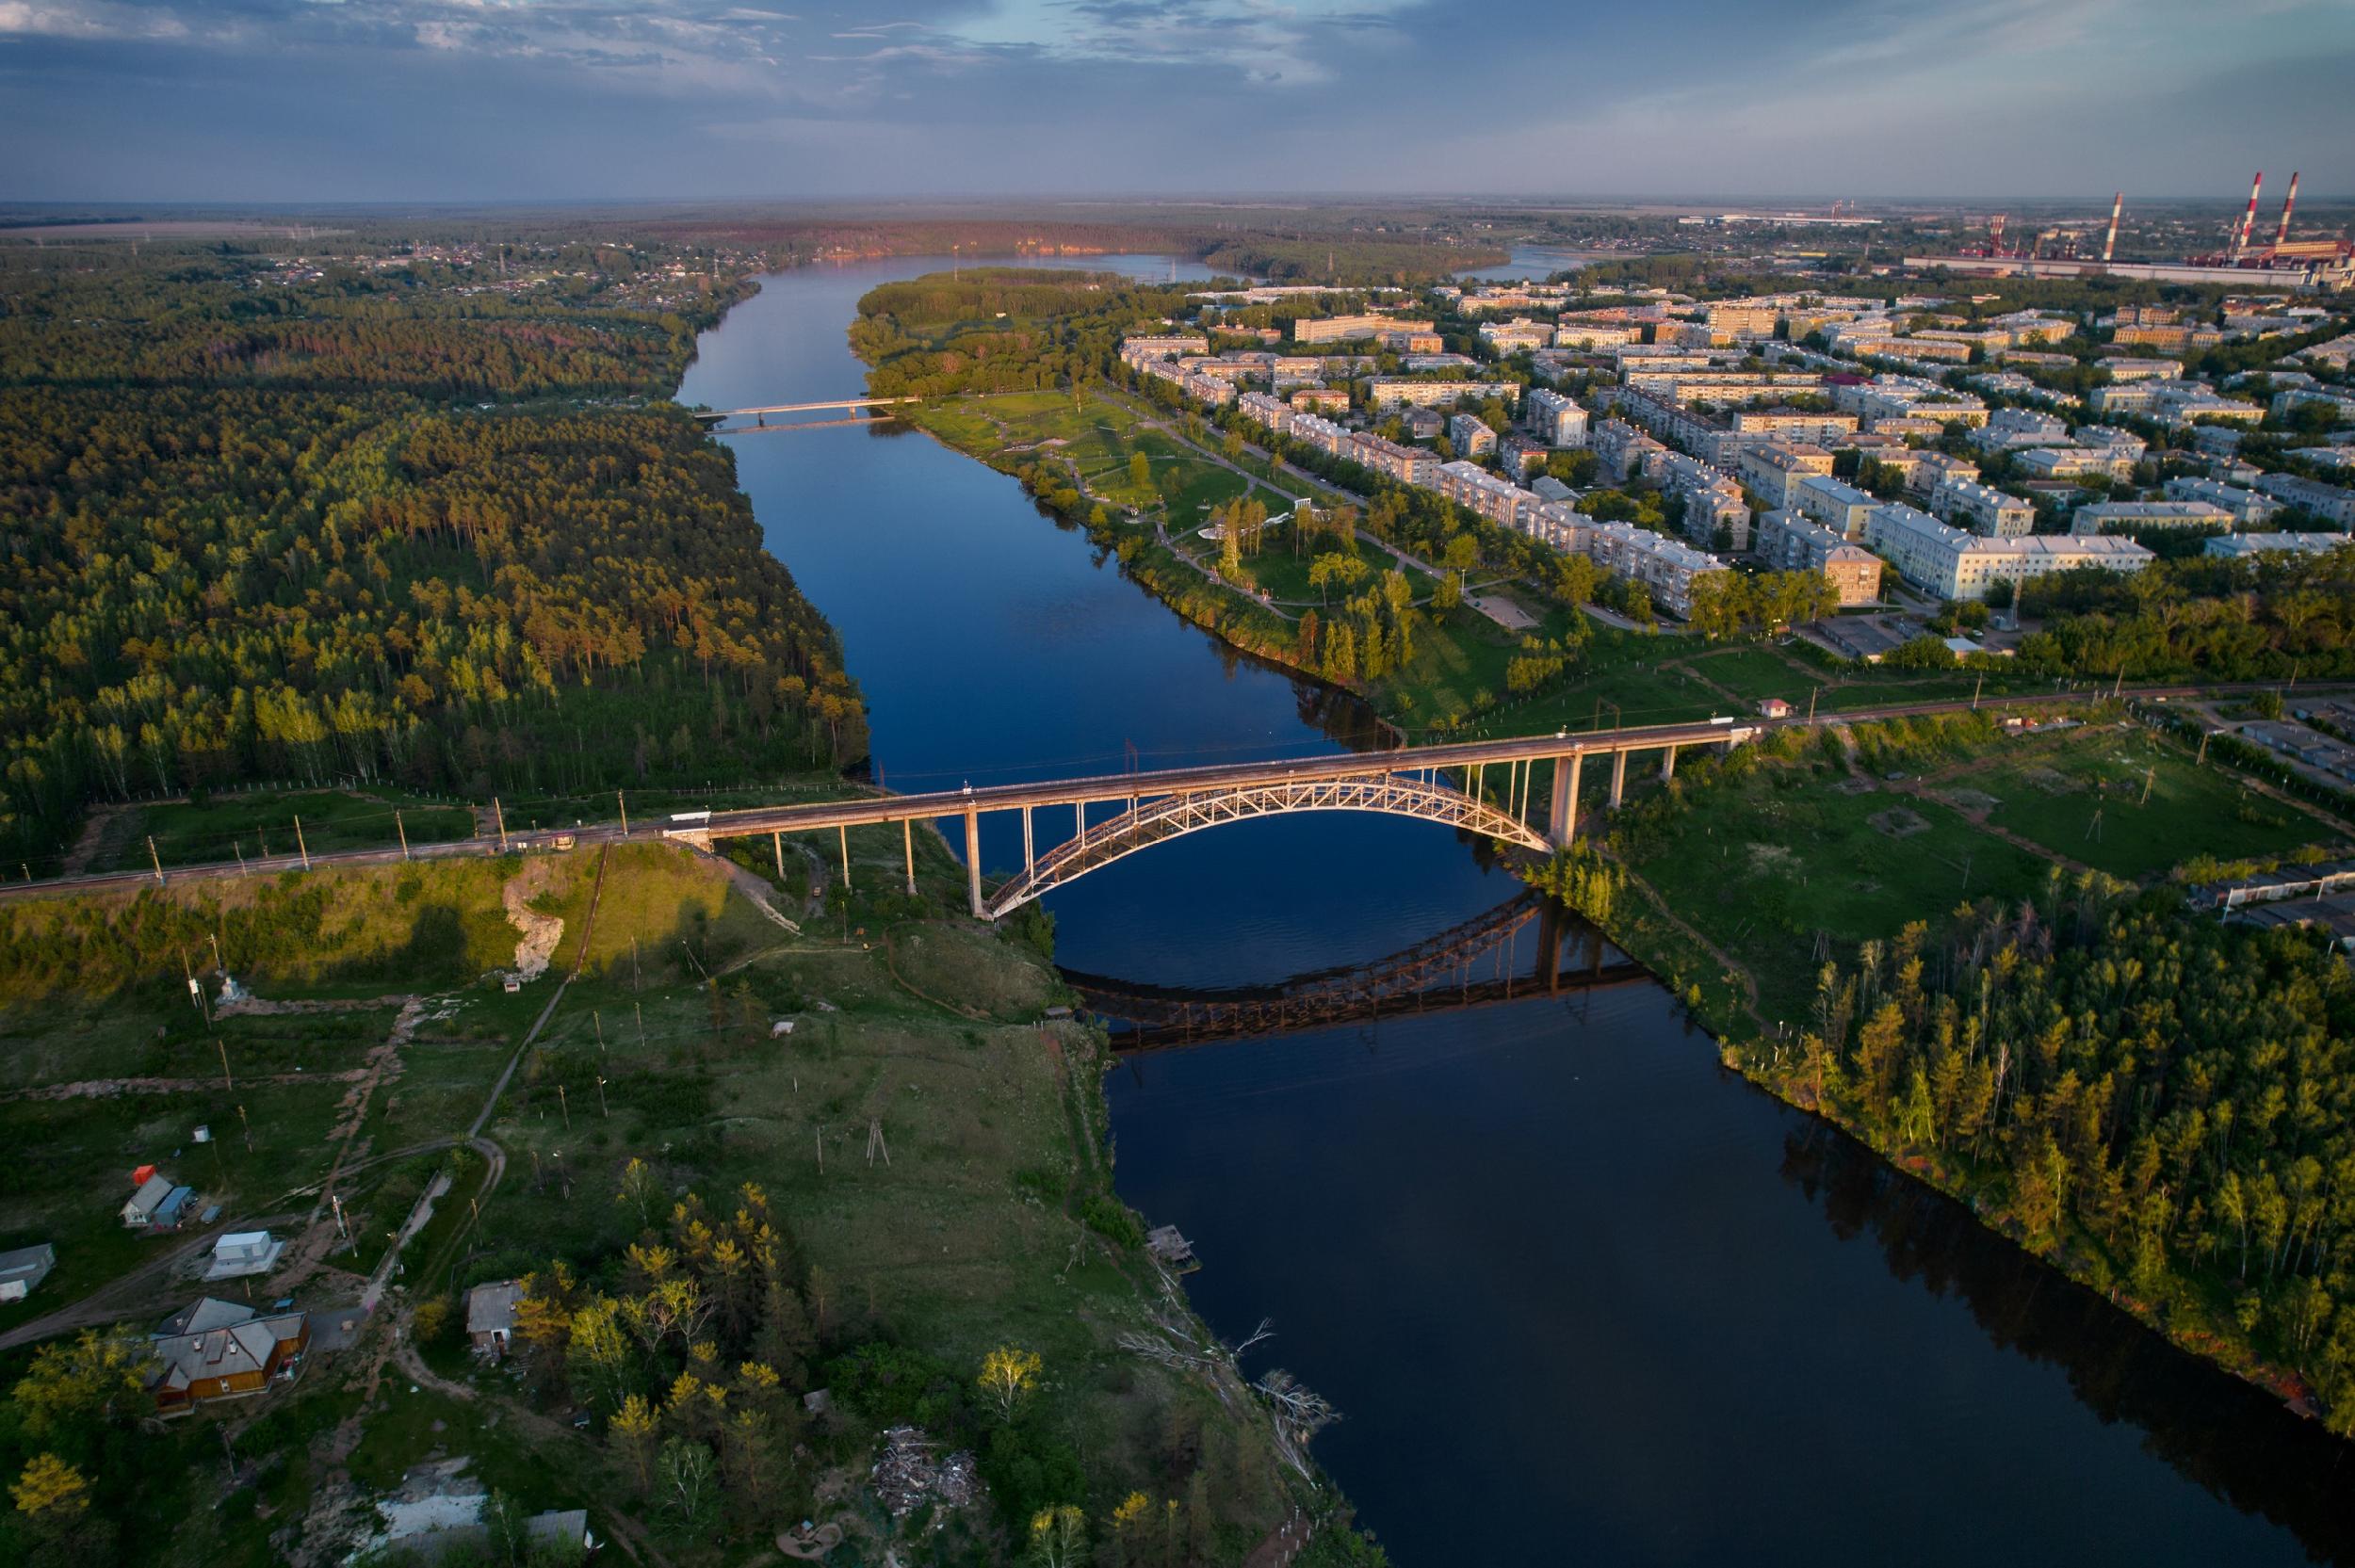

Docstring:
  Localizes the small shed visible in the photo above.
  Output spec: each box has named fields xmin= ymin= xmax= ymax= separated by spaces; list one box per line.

xmin=0 ymin=1243 xmax=56 ymax=1302
xmin=204 ymin=1231 xmax=286 ymax=1281
xmin=122 ymin=1172 xmax=174 ymax=1228
xmin=1758 ymin=698 xmax=1793 ymax=719
xmin=466 ymin=1280 xmax=526 ymax=1353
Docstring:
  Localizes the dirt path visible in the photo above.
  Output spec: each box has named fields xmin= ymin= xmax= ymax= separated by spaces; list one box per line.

xmin=57 ymin=803 xmax=134 ymax=878
xmin=0 ymin=1227 xmax=224 ymax=1351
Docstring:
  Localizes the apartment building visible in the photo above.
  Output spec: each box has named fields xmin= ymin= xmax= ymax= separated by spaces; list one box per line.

xmin=1293 ymin=315 xmax=1437 ymax=345
xmin=1433 ymin=461 xmax=1530 ymax=527
xmin=1929 ymin=477 xmax=2036 ymax=538
xmin=2253 ymin=472 xmax=2355 ymax=528
xmin=1593 ymin=418 xmax=1669 ymax=483
xmin=2095 ymin=357 xmax=2184 ymax=382
xmin=1478 ymin=318 xmax=1553 ymax=354
xmin=1704 ymin=302 xmax=1782 ymax=340
xmin=1736 ymin=443 xmax=1836 ymax=509
xmin=1552 ymin=324 xmax=1638 ymax=350
xmin=1118 ymin=334 xmax=1210 ymax=368
xmin=1753 ymin=511 xmax=1884 ymax=606
xmin=1794 ymin=475 xmax=1880 ymax=539
xmin=1345 ymin=432 xmax=1437 ymax=486
xmin=1864 ymin=504 xmax=2152 ymax=601
xmin=2206 ymin=532 xmax=2355 ymax=559
xmin=2068 ymin=501 xmax=2234 ymax=536
xmin=1727 ymin=408 xmax=1861 ymax=445
xmin=1584 ymin=522 xmax=1727 ymax=618
xmin=1971 ymin=407 xmax=2072 ymax=450
xmin=2164 ymin=476 xmax=2283 ymax=525
xmin=1289 ymin=387 xmax=1350 ymax=414
xmin=2014 ymin=445 xmax=2136 ymax=481
xmin=1903 ymin=451 xmax=1980 ymax=499
xmin=1648 ymin=450 xmax=1752 ymax=551
xmin=1450 ymin=412 xmax=1498 ymax=458
xmin=1499 ymin=434 xmax=1549 ymax=476
xmin=1367 ymin=380 xmax=1519 ymax=411
xmin=1524 ymin=388 xmax=1589 ymax=446
xmin=1236 ymin=392 xmax=1294 ymax=437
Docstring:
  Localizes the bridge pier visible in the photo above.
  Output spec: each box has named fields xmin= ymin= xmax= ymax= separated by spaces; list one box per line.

xmin=902 ymin=819 xmax=916 ymax=897
xmin=1609 ymin=750 xmax=1627 ymax=810
xmin=1548 ymin=753 xmax=1582 ymax=849
xmin=1661 ymin=744 xmax=1679 ymax=784
xmin=964 ymin=808 xmax=983 ymax=918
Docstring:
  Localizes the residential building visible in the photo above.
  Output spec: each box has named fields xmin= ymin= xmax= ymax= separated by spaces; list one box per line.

xmin=1754 ymin=511 xmax=1883 ymax=605
xmin=1795 ymin=475 xmax=1880 ymax=539
xmin=1971 ymin=408 xmax=2072 ymax=451
xmin=2096 ymin=357 xmax=2184 ymax=382
xmin=467 ymin=1280 xmax=526 ymax=1354
xmin=2164 ymin=477 xmax=2283 ymax=525
xmin=1367 ymin=380 xmax=1518 ymax=411
xmin=122 ymin=1172 xmax=194 ymax=1230
xmin=1648 ymin=450 xmax=1752 ymax=550
xmin=1432 ymin=461 xmax=1530 ymax=527
xmin=1864 ymin=504 xmax=2152 ymax=601
xmin=149 ymin=1301 xmax=310 ymax=1414
xmin=1478 ymin=318 xmax=1553 ymax=354
xmin=1725 ymin=408 xmax=1860 ymax=445
xmin=1593 ymin=419 xmax=1667 ymax=483
xmin=1117 ymin=334 xmax=1209 ymax=367
xmin=2206 ymin=532 xmax=2355 ymax=559
xmin=2015 ymin=445 xmax=2135 ymax=480
xmin=1346 ymin=432 xmax=1437 ymax=486
xmin=203 ymin=1231 xmax=285 ymax=1282
xmin=1450 ymin=412 xmax=1498 ymax=458
xmin=0 ymin=1243 xmax=55 ymax=1302
xmin=1498 ymin=434 xmax=1549 ymax=476
xmin=1525 ymin=388 xmax=1589 ymax=447
xmin=2070 ymin=501 xmax=2234 ymax=536
xmin=1736 ymin=443 xmax=1836 ymax=509
xmin=1930 ymin=477 xmax=2036 ymax=538
xmin=1293 ymin=315 xmax=1437 ymax=345
xmin=2253 ymin=472 xmax=2355 ymax=528
xmin=1552 ymin=323 xmax=1637 ymax=350
xmin=1584 ymin=523 xmax=1728 ymax=619
xmin=1236 ymin=392 xmax=1293 ymax=437
xmin=1288 ymin=387 xmax=1349 ymax=414
xmin=1904 ymin=451 xmax=1980 ymax=499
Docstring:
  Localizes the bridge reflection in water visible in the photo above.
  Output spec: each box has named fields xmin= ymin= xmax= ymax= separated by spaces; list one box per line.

xmin=1064 ymin=893 xmax=1647 ymax=1051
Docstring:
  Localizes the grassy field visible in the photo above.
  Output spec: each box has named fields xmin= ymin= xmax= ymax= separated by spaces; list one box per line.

xmin=1955 ymin=727 xmax=2339 ymax=881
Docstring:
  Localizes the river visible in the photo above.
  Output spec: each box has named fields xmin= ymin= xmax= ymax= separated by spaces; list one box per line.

xmin=675 ymin=255 xmax=2355 ymax=1565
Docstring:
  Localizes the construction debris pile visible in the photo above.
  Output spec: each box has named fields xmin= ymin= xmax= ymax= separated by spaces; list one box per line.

xmin=870 ymin=1426 xmax=977 ymax=1518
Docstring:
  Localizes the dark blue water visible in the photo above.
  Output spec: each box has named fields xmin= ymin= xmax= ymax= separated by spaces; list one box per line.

xmin=678 ymin=258 xmax=2355 ymax=1566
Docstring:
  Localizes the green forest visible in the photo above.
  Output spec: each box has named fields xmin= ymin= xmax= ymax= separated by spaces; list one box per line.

xmin=0 ymin=247 xmax=865 ymax=871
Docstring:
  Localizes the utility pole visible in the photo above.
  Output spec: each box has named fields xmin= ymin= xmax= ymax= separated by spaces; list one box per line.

xmin=2139 ymin=767 xmax=2154 ymax=807
xmin=1807 ymin=687 xmax=1818 ymax=722
xmin=631 ymin=938 xmax=642 ymax=992
xmin=294 ymin=816 xmax=311 ymax=871
xmin=618 ymin=790 xmax=628 ymax=836
xmin=558 ymin=1085 xmax=570 ymax=1131
xmin=594 ymin=1010 xmax=604 ymax=1052
xmin=396 ymin=810 xmax=410 ymax=861
xmin=2197 ymin=730 xmax=2212 ymax=766
xmin=148 ymin=835 xmax=165 ymax=884
xmin=1972 ymin=673 xmax=1983 ymax=710
xmin=596 ymin=1075 xmax=609 ymax=1119
xmin=636 ymin=1000 xmax=646 ymax=1047
xmin=217 ymin=1034 xmax=235 ymax=1091
xmin=237 ymin=1103 xmax=252 ymax=1153
xmin=495 ymin=797 xmax=508 ymax=852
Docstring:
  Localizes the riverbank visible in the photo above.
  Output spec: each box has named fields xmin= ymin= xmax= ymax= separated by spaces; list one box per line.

xmin=1544 ymin=702 xmax=2355 ymax=1437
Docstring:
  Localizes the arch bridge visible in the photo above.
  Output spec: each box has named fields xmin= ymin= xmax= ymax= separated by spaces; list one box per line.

xmin=665 ymin=714 xmax=1766 ymax=918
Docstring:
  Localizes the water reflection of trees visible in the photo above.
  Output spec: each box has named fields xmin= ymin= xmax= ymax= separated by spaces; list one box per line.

xmin=1780 ymin=1122 xmax=2355 ymax=1563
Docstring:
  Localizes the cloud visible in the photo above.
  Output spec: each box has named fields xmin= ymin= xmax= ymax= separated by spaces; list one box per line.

xmin=0 ymin=0 xmax=189 ymax=39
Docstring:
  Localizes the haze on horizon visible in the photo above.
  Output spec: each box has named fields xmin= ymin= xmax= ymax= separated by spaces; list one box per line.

xmin=3 ymin=0 xmax=2353 ymax=205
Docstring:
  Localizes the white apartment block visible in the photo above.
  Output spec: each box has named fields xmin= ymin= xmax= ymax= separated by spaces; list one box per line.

xmin=1726 ymin=409 xmax=1861 ymax=445
xmin=2164 ymin=477 xmax=2283 ymax=525
xmin=2206 ymin=533 xmax=2355 ymax=559
xmin=2014 ymin=445 xmax=2135 ymax=481
xmin=2253 ymin=472 xmax=2355 ymax=528
xmin=2096 ymin=357 xmax=2184 ymax=382
xmin=1584 ymin=522 xmax=1728 ymax=619
xmin=1904 ymin=451 xmax=1980 ymax=498
xmin=1593 ymin=418 xmax=1668 ymax=483
xmin=1345 ymin=432 xmax=1437 ymax=486
xmin=1367 ymin=380 xmax=1519 ymax=411
xmin=1553 ymin=324 xmax=1638 ymax=350
xmin=1433 ymin=461 xmax=1531 ymax=528
xmin=1236 ymin=392 xmax=1294 ymax=436
xmin=1929 ymin=477 xmax=2036 ymax=538
xmin=1970 ymin=407 xmax=2072 ymax=451
xmin=1525 ymin=388 xmax=1589 ymax=447
xmin=1647 ymin=450 xmax=1752 ymax=551
xmin=1865 ymin=504 xmax=2152 ymax=602
xmin=2069 ymin=501 xmax=2234 ymax=536
xmin=1119 ymin=334 xmax=1210 ymax=367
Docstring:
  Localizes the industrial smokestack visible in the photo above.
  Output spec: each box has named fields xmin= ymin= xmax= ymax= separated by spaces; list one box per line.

xmin=2274 ymin=171 xmax=2300 ymax=251
xmin=2232 ymin=171 xmax=2264 ymax=262
xmin=2103 ymin=192 xmax=2122 ymax=263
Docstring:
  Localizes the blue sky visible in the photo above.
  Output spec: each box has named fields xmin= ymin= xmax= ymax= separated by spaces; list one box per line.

xmin=3 ymin=0 xmax=2352 ymax=202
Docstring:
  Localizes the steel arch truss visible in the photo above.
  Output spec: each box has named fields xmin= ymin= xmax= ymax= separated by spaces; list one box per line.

xmin=983 ymin=772 xmax=1551 ymax=918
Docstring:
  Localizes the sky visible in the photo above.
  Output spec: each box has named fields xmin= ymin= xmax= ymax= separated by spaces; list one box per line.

xmin=3 ymin=0 xmax=2353 ymax=203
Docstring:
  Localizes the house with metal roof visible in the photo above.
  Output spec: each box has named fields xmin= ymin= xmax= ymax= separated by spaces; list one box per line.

xmin=203 ymin=1230 xmax=285 ymax=1282
xmin=0 ymin=1243 xmax=55 ymax=1302
xmin=148 ymin=1302 xmax=309 ymax=1414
